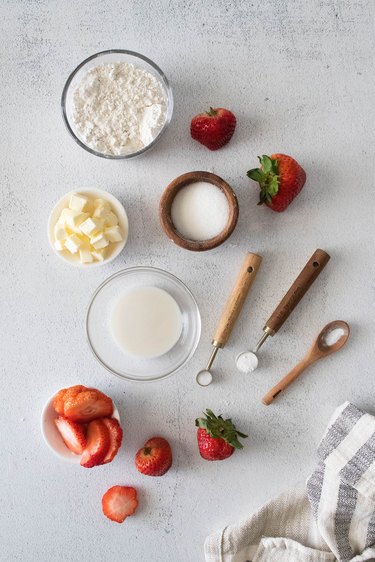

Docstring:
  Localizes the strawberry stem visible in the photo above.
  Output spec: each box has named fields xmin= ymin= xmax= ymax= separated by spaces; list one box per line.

xmin=206 ymin=107 xmax=218 ymax=117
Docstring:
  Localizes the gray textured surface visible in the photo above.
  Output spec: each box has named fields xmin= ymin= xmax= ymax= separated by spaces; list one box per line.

xmin=1 ymin=1 xmax=375 ymax=561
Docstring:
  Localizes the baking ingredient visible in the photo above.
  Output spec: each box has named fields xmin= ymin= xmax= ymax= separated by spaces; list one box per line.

xmin=195 ymin=409 xmax=248 ymax=461
xmin=80 ymin=419 xmax=110 ymax=468
xmin=247 ymin=154 xmax=306 ymax=212
xmin=236 ymin=351 xmax=259 ymax=373
xmin=54 ymin=416 xmax=87 ymax=455
xmin=61 ymin=388 xmax=113 ymax=422
xmin=53 ymin=193 xmax=123 ymax=263
xmin=135 ymin=437 xmax=172 ymax=476
xmin=324 ymin=328 xmax=345 ymax=346
xmin=102 ymin=486 xmax=138 ymax=524
xmin=72 ymin=62 xmax=167 ymax=156
xmin=190 ymin=107 xmax=236 ymax=150
xmin=101 ymin=418 xmax=123 ymax=464
xmin=171 ymin=181 xmax=229 ymax=241
xmin=110 ymin=286 xmax=183 ymax=359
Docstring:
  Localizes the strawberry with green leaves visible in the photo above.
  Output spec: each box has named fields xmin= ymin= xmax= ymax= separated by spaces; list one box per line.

xmin=196 ymin=409 xmax=247 ymax=461
xmin=247 ymin=153 xmax=306 ymax=212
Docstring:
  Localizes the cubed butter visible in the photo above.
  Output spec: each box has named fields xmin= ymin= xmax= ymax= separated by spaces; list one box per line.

xmin=79 ymin=217 xmax=104 ymax=236
xmin=64 ymin=234 xmax=82 ymax=254
xmin=66 ymin=210 xmax=89 ymax=233
xmin=79 ymin=248 xmax=93 ymax=264
xmin=69 ymin=193 xmax=88 ymax=212
xmin=93 ymin=206 xmax=109 ymax=219
xmin=104 ymin=211 xmax=119 ymax=227
xmin=90 ymin=232 xmax=109 ymax=250
xmin=105 ymin=225 xmax=123 ymax=243
xmin=54 ymin=222 xmax=68 ymax=241
xmin=91 ymin=249 xmax=105 ymax=262
xmin=54 ymin=240 xmax=65 ymax=251
xmin=59 ymin=208 xmax=72 ymax=225
xmin=94 ymin=198 xmax=111 ymax=210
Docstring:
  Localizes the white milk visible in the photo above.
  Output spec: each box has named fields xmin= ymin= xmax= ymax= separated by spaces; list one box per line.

xmin=110 ymin=286 xmax=183 ymax=359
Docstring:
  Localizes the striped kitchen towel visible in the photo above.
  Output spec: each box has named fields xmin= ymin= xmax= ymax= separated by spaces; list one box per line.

xmin=205 ymin=402 xmax=375 ymax=562
xmin=307 ymin=401 xmax=375 ymax=562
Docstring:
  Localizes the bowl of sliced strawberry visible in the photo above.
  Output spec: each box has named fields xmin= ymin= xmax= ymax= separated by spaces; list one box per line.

xmin=41 ymin=385 xmax=122 ymax=467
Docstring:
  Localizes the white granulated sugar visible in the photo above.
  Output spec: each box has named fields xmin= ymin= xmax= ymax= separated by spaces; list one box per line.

xmin=324 ymin=328 xmax=345 ymax=346
xmin=72 ymin=62 xmax=167 ymax=155
xmin=171 ymin=181 xmax=229 ymax=241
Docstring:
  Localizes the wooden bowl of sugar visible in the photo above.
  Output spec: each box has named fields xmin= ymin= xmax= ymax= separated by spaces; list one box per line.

xmin=159 ymin=171 xmax=239 ymax=252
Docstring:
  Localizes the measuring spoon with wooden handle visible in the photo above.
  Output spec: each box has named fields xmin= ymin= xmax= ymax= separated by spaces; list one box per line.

xmin=196 ymin=252 xmax=262 ymax=386
xmin=236 ymin=249 xmax=331 ymax=374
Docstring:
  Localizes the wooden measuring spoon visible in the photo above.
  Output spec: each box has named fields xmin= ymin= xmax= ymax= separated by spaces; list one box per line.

xmin=262 ymin=321 xmax=350 ymax=405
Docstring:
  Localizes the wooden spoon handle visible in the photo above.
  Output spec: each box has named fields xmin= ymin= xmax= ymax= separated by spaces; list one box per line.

xmin=262 ymin=358 xmax=314 ymax=405
xmin=213 ymin=252 xmax=262 ymax=348
xmin=264 ymin=249 xmax=330 ymax=335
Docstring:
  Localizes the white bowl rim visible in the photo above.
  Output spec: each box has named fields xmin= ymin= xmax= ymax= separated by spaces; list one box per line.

xmin=86 ymin=266 xmax=201 ymax=383
xmin=41 ymin=391 xmax=120 ymax=463
xmin=61 ymin=49 xmax=174 ymax=160
xmin=47 ymin=188 xmax=128 ymax=268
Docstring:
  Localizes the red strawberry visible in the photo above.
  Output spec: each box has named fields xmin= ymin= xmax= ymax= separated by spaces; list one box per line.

xmin=102 ymin=486 xmax=138 ymax=524
xmin=247 ymin=153 xmax=306 ymax=212
xmin=54 ymin=416 xmax=87 ymax=455
xmin=101 ymin=418 xmax=123 ymax=464
xmin=80 ymin=419 xmax=110 ymax=468
xmin=63 ymin=389 xmax=113 ymax=423
xmin=53 ymin=385 xmax=87 ymax=415
xmin=191 ymin=107 xmax=236 ymax=150
xmin=135 ymin=436 xmax=172 ymax=476
xmin=195 ymin=409 xmax=247 ymax=461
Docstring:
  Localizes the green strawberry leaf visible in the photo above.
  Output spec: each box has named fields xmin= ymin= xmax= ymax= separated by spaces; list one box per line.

xmin=260 ymin=155 xmax=273 ymax=173
xmin=247 ymin=169 xmax=264 ymax=182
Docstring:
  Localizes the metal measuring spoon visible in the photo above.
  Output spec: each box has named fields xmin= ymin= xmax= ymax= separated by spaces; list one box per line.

xmin=196 ymin=252 xmax=262 ymax=387
xmin=236 ymin=249 xmax=331 ymax=374
xmin=262 ymin=320 xmax=350 ymax=405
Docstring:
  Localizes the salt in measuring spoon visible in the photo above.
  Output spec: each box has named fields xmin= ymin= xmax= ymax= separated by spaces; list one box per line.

xmin=196 ymin=252 xmax=262 ymax=386
xmin=262 ymin=320 xmax=350 ymax=405
xmin=236 ymin=249 xmax=330 ymax=374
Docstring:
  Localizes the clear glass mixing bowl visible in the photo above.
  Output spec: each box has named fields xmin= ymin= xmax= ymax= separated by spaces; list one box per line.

xmin=61 ymin=50 xmax=173 ymax=159
xmin=86 ymin=267 xmax=201 ymax=382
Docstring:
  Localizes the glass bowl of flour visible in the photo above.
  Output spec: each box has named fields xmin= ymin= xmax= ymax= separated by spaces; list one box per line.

xmin=61 ymin=50 xmax=173 ymax=159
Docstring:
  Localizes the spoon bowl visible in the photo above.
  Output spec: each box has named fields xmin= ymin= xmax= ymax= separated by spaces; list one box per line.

xmin=316 ymin=320 xmax=350 ymax=355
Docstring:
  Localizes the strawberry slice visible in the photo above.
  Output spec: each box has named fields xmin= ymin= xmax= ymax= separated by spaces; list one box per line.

xmin=102 ymin=486 xmax=138 ymax=523
xmin=80 ymin=419 xmax=110 ymax=468
xmin=64 ymin=389 xmax=113 ymax=423
xmin=52 ymin=385 xmax=88 ymax=415
xmin=54 ymin=416 xmax=87 ymax=455
xmin=101 ymin=418 xmax=123 ymax=464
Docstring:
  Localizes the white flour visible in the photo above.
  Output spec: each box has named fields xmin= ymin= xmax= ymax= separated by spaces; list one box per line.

xmin=72 ymin=62 xmax=167 ymax=155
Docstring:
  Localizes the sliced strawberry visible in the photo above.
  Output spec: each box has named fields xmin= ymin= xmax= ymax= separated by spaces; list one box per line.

xmin=52 ymin=385 xmax=88 ymax=415
xmin=102 ymin=486 xmax=138 ymax=523
xmin=54 ymin=416 xmax=87 ymax=455
xmin=64 ymin=389 xmax=113 ymax=423
xmin=101 ymin=418 xmax=123 ymax=464
xmin=80 ymin=419 xmax=110 ymax=468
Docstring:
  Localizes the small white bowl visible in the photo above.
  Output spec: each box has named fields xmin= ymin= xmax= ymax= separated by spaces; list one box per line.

xmin=47 ymin=188 xmax=129 ymax=267
xmin=41 ymin=391 xmax=120 ymax=463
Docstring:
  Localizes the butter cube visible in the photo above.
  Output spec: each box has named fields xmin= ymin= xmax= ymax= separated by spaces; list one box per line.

xmin=54 ymin=222 xmax=68 ymax=241
xmin=66 ymin=210 xmax=89 ymax=233
xmin=59 ymin=208 xmax=72 ymax=225
xmin=79 ymin=248 xmax=93 ymax=264
xmin=79 ymin=217 xmax=104 ymax=237
xmin=90 ymin=232 xmax=109 ymax=250
xmin=91 ymin=249 xmax=106 ymax=262
xmin=93 ymin=206 xmax=110 ymax=219
xmin=64 ymin=234 xmax=82 ymax=254
xmin=105 ymin=225 xmax=123 ymax=243
xmin=94 ymin=198 xmax=111 ymax=210
xmin=104 ymin=211 xmax=119 ymax=227
xmin=69 ymin=193 xmax=88 ymax=212
xmin=54 ymin=240 xmax=65 ymax=251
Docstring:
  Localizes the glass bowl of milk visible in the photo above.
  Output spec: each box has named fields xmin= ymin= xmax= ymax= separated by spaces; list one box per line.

xmin=86 ymin=267 xmax=201 ymax=382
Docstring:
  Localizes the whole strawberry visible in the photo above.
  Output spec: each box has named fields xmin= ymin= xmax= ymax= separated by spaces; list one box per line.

xmin=135 ymin=436 xmax=172 ymax=476
xmin=247 ymin=153 xmax=306 ymax=212
xmin=191 ymin=107 xmax=236 ymax=150
xmin=195 ymin=409 xmax=247 ymax=461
